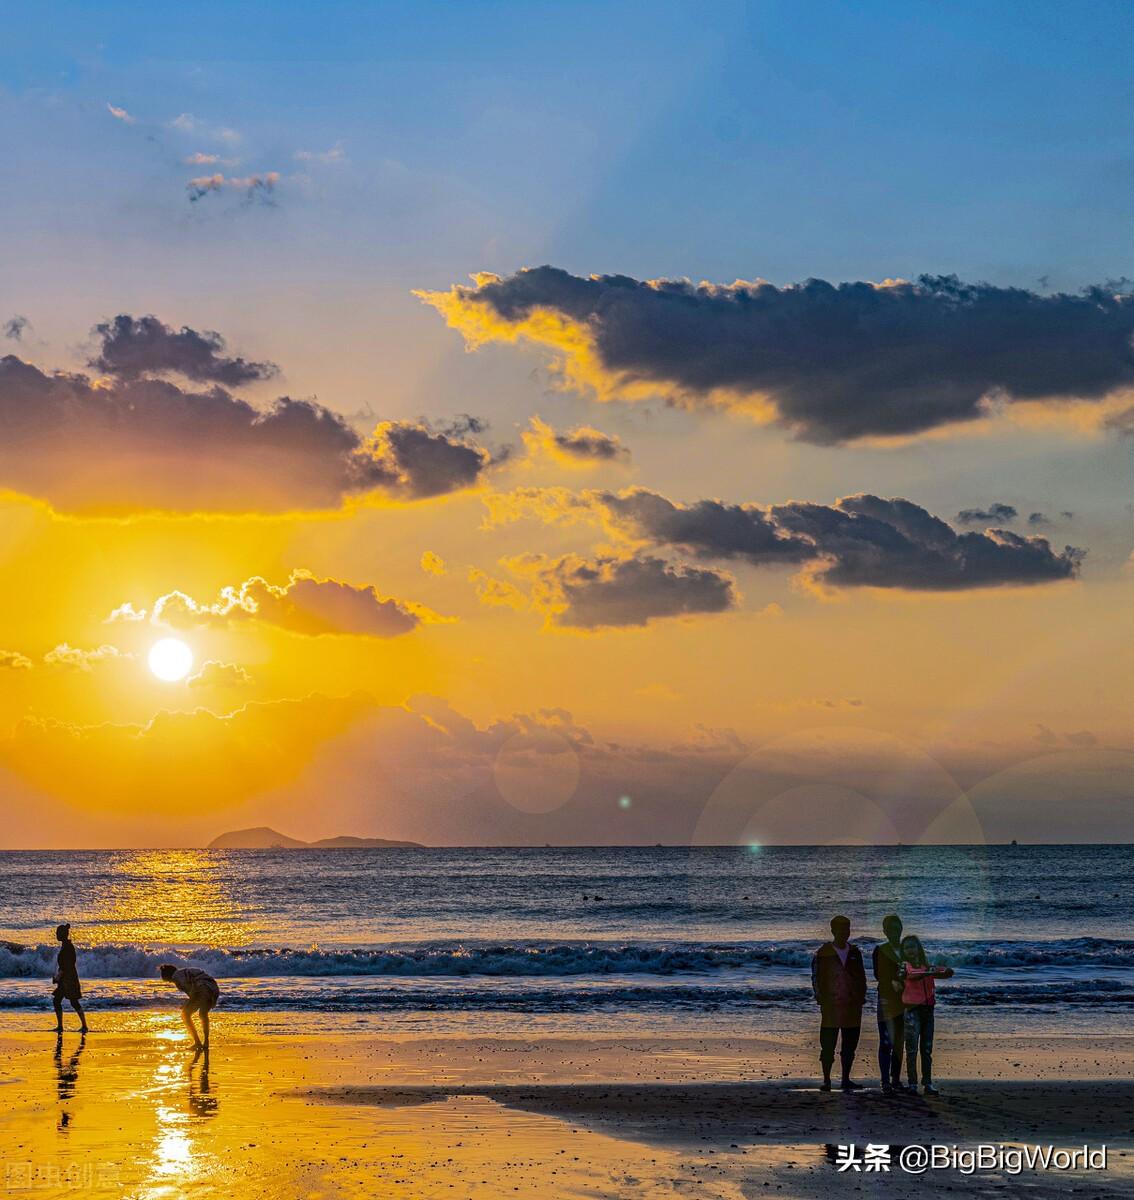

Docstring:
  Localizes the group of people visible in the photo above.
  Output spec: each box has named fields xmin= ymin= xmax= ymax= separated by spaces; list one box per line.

xmin=811 ymin=913 xmax=953 ymax=1096
xmin=50 ymin=923 xmax=221 ymax=1049
xmin=53 ymin=915 xmax=948 ymax=1080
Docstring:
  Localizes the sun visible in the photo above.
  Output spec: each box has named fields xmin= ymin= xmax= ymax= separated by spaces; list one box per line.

xmin=148 ymin=638 xmax=194 ymax=683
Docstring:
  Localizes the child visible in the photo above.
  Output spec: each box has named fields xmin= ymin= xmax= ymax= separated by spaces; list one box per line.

xmin=160 ymin=964 xmax=220 ymax=1049
xmin=898 ymin=934 xmax=954 ymax=1095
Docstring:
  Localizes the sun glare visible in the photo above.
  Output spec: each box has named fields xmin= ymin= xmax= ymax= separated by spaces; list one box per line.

xmin=148 ymin=638 xmax=193 ymax=682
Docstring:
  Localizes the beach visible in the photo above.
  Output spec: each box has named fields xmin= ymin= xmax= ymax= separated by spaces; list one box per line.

xmin=4 ymin=846 xmax=1134 ymax=1195
xmin=3 ymin=1017 xmax=1133 ymax=1198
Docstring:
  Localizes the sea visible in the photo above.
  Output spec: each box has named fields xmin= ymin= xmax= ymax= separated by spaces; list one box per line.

xmin=0 ymin=845 xmax=1129 ymax=1034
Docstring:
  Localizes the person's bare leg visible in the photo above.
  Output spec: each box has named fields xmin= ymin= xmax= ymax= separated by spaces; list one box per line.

xmin=200 ymin=1005 xmax=210 ymax=1048
xmin=181 ymin=1001 xmax=202 ymax=1049
xmin=52 ymin=995 xmax=63 ymax=1033
xmin=72 ymin=1000 xmax=88 ymax=1034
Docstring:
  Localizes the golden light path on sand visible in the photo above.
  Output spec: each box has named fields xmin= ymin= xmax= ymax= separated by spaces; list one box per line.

xmin=2 ymin=1018 xmax=1133 ymax=1199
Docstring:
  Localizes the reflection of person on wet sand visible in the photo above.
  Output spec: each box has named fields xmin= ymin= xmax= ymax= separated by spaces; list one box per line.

xmin=54 ymin=1032 xmax=85 ymax=1131
xmin=160 ymin=964 xmax=220 ymax=1049
xmin=188 ymin=1046 xmax=218 ymax=1118
xmin=51 ymin=924 xmax=88 ymax=1035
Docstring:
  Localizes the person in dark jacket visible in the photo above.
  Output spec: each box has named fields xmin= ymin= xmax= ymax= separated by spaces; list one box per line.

xmin=810 ymin=914 xmax=867 ymax=1091
xmin=51 ymin=923 xmax=88 ymax=1034
xmin=872 ymin=914 xmax=906 ymax=1094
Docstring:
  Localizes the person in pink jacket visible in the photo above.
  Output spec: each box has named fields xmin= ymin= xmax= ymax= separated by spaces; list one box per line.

xmin=898 ymin=935 xmax=954 ymax=1095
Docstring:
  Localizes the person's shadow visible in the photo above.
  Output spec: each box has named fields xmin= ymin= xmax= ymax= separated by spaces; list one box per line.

xmin=188 ymin=1046 xmax=218 ymax=1118
xmin=54 ymin=1033 xmax=85 ymax=1132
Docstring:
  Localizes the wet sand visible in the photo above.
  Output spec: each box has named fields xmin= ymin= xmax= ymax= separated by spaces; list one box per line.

xmin=1 ymin=1017 xmax=1132 ymax=1197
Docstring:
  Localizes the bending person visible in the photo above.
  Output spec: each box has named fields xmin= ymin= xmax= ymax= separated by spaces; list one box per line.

xmin=160 ymin=964 xmax=220 ymax=1049
xmin=51 ymin=923 xmax=88 ymax=1035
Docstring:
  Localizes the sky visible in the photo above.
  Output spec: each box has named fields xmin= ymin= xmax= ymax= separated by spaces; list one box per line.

xmin=2 ymin=1 xmax=1134 ymax=847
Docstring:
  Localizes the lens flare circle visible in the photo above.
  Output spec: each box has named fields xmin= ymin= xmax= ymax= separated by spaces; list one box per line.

xmin=148 ymin=638 xmax=193 ymax=682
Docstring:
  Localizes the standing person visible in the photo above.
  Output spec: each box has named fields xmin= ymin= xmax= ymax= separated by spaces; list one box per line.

xmin=899 ymin=935 xmax=954 ymax=1095
xmin=51 ymin=924 xmax=88 ymax=1035
xmin=872 ymin=914 xmax=906 ymax=1094
xmin=160 ymin=964 xmax=220 ymax=1050
xmin=810 ymin=915 xmax=867 ymax=1091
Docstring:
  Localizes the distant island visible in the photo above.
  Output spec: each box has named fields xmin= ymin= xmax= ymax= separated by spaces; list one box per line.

xmin=207 ymin=826 xmax=425 ymax=849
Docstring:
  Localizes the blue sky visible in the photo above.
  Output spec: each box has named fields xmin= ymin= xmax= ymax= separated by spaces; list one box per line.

xmin=4 ymin=0 xmax=1133 ymax=290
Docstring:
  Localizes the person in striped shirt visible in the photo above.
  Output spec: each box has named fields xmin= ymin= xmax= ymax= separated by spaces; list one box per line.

xmin=159 ymin=964 xmax=220 ymax=1049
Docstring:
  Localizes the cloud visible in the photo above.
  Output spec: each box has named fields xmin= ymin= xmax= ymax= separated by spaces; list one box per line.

xmin=2 ymin=692 xmax=376 ymax=816
xmin=294 ymin=142 xmax=346 ymax=163
xmin=419 ymin=267 xmax=1134 ymax=443
xmin=522 ymin=416 xmax=629 ymax=467
xmin=184 ymin=152 xmax=237 ymax=167
xmin=0 ymin=349 xmax=493 ymax=512
xmin=469 ymin=567 xmax=529 ymax=611
xmin=107 ymin=103 xmax=135 ymax=124
xmin=43 ymin=643 xmax=129 ymax=671
xmin=140 ymin=570 xmax=431 ymax=639
xmin=187 ymin=172 xmax=279 ymax=203
xmin=500 ymin=552 xmax=736 ymax=630
xmin=3 ymin=316 xmax=29 ymax=342
xmin=956 ymin=503 xmax=1018 ymax=525
xmin=170 ymin=114 xmax=240 ymax=143
xmin=91 ymin=314 xmax=278 ymax=386
xmin=486 ymin=486 xmax=1083 ymax=592
xmin=0 ymin=650 xmax=32 ymax=670
xmin=774 ymin=494 xmax=1082 ymax=591
xmin=420 ymin=551 xmax=447 ymax=576
xmin=597 ymin=488 xmax=814 ymax=565
xmin=187 ymin=660 xmax=252 ymax=688
xmin=357 ymin=420 xmax=491 ymax=499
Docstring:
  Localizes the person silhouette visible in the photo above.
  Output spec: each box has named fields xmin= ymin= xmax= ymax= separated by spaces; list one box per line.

xmin=160 ymin=964 xmax=220 ymax=1049
xmin=51 ymin=924 xmax=88 ymax=1035
xmin=899 ymin=934 xmax=954 ymax=1096
xmin=872 ymin=914 xmax=906 ymax=1094
xmin=810 ymin=915 xmax=867 ymax=1091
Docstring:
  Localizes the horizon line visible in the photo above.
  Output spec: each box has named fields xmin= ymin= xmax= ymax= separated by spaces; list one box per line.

xmin=0 ymin=841 xmax=1128 ymax=852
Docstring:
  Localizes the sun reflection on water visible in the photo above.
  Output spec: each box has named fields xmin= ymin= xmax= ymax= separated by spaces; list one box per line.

xmin=88 ymin=850 xmax=254 ymax=948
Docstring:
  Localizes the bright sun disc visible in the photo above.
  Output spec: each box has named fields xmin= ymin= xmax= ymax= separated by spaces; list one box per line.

xmin=148 ymin=638 xmax=193 ymax=682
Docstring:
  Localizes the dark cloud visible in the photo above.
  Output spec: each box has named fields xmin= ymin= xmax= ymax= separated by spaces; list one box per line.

xmin=3 ymin=316 xmax=28 ymax=342
xmin=145 ymin=570 xmax=429 ymax=639
xmin=956 ymin=503 xmax=1018 ymax=525
xmin=773 ymin=494 xmax=1081 ymax=591
xmin=490 ymin=487 xmax=1083 ymax=593
xmin=598 ymin=488 xmax=812 ymax=564
xmin=91 ymin=314 xmax=278 ymax=385
xmin=423 ymin=267 xmax=1134 ymax=443
xmin=524 ymin=416 xmax=629 ymax=464
xmin=1027 ymin=511 xmax=1052 ymax=527
xmin=513 ymin=552 xmax=736 ymax=629
xmin=0 ymin=352 xmax=492 ymax=512
xmin=356 ymin=421 xmax=490 ymax=499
